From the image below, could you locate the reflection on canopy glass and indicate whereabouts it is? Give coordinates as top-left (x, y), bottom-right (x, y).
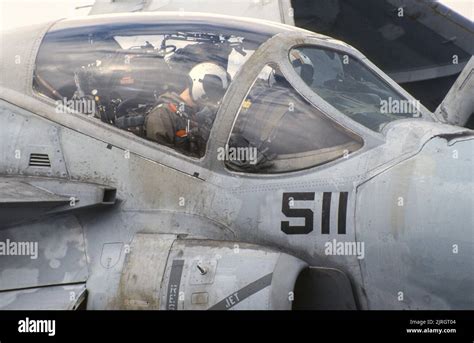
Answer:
top-left (227, 64), bottom-right (362, 174)
top-left (34, 19), bottom-right (269, 157)
top-left (290, 46), bottom-right (421, 131)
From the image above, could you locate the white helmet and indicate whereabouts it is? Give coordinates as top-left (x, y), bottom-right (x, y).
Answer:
top-left (188, 62), bottom-right (231, 105)
top-left (289, 49), bottom-right (314, 85)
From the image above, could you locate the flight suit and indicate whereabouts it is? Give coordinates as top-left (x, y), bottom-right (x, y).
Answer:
top-left (145, 92), bottom-right (203, 155)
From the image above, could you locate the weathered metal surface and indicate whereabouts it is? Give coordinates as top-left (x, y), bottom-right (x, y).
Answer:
top-left (436, 56), bottom-right (474, 126)
top-left (114, 234), bottom-right (176, 310)
top-left (0, 12), bottom-right (472, 310)
top-left (158, 238), bottom-right (307, 310)
top-left (0, 215), bottom-right (88, 291)
top-left (356, 135), bottom-right (474, 309)
top-left (0, 283), bottom-right (87, 310)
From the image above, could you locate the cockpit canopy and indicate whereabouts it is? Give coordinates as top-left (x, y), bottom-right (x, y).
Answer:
top-left (33, 16), bottom-right (282, 157)
top-left (29, 14), bottom-right (427, 173)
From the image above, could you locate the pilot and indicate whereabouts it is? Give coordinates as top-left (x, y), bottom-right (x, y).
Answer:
top-left (144, 62), bottom-right (230, 155)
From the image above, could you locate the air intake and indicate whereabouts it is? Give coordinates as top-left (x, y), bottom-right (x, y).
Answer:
top-left (28, 153), bottom-right (51, 167)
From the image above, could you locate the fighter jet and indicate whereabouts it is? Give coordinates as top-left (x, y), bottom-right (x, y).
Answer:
top-left (0, 12), bottom-right (472, 310)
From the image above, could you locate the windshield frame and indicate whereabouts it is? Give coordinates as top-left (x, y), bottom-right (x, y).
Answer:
top-left (212, 32), bottom-right (436, 178)
top-left (209, 32), bottom-right (387, 177)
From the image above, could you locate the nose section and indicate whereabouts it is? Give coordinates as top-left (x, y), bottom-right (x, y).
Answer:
top-left (355, 134), bottom-right (474, 309)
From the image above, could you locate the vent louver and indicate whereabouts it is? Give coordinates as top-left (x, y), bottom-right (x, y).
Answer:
top-left (29, 153), bottom-right (51, 167)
